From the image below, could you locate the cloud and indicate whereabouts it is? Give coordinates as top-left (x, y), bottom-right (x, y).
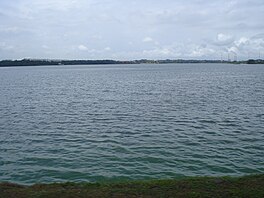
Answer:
top-left (104, 47), bottom-right (111, 51)
top-left (0, 27), bottom-right (19, 33)
top-left (142, 37), bottom-right (153, 42)
top-left (251, 33), bottom-right (264, 40)
top-left (78, 44), bottom-right (88, 51)
top-left (42, 45), bottom-right (50, 49)
top-left (141, 43), bottom-right (215, 59)
top-left (217, 34), bottom-right (233, 42)
top-left (0, 42), bottom-right (14, 51)
top-left (0, 0), bottom-right (263, 60)
top-left (143, 47), bottom-right (172, 57)
top-left (228, 46), bottom-right (238, 54)
top-left (190, 45), bottom-right (215, 57)
top-left (208, 33), bottom-right (235, 46)
top-left (234, 37), bottom-right (249, 49)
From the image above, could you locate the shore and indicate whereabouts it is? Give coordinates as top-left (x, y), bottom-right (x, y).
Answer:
top-left (1, 58), bottom-right (263, 67)
top-left (0, 174), bottom-right (263, 198)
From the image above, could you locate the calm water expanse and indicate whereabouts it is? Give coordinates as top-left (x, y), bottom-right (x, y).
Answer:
top-left (0, 63), bottom-right (263, 184)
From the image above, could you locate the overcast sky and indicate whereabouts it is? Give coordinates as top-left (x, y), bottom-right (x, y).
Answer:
top-left (0, 0), bottom-right (264, 60)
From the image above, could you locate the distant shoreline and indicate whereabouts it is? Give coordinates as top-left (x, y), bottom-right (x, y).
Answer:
top-left (1, 174), bottom-right (263, 197)
top-left (0, 58), bottom-right (263, 67)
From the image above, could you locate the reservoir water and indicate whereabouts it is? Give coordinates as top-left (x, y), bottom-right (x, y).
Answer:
top-left (0, 63), bottom-right (263, 184)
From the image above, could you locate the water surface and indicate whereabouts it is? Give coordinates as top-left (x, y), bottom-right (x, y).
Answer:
top-left (0, 63), bottom-right (263, 184)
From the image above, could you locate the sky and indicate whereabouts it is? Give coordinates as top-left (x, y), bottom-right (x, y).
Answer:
top-left (0, 0), bottom-right (264, 60)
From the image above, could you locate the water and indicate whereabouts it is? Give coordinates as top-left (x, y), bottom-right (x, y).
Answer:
top-left (0, 63), bottom-right (263, 184)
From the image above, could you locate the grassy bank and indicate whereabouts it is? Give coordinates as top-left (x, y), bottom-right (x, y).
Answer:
top-left (0, 174), bottom-right (263, 198)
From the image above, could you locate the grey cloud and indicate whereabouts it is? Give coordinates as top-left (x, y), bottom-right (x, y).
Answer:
top-left (0, 0), bottom-right (263, 60)
top-left (251, 33), bottom-right (264, 39)
top-left (208, 34), bottom-right (235, 46)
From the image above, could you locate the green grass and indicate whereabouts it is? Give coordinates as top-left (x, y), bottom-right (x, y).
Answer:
top-left (0, 174), bottom-right (263, 198)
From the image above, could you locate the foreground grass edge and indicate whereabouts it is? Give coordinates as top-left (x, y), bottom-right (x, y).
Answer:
top-left (1, 174), bottom-right (264, 198)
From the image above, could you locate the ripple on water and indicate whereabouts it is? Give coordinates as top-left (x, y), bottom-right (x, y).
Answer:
top-left (0, 64), bottom-right (264, 184)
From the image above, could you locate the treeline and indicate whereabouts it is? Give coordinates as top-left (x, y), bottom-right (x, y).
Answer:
top-left (0, 59), bottom-right (132, 67)
top-left (246, 59), bottom-right (264, 64)
top-left (0, 58), bottom-right (263, 67)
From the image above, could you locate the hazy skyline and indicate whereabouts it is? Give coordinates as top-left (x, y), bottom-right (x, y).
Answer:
top-left (0, 0), bottom-right (264, 60)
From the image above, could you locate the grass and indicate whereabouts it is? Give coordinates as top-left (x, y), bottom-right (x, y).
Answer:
top-left (0, 174), bottom-right (263, 198)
